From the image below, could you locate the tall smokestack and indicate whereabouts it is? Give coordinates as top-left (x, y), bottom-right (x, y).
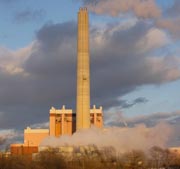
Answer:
top-left (76, 7), bottom-right (90, 130)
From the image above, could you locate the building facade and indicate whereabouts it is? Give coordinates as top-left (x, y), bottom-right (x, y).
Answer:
top-left (49, 105), bottom-right (103, 137)
top-left (11, 105), bottom-right (103, 155)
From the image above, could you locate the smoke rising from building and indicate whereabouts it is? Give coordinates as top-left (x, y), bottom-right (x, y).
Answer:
top-left (41, 122), bottom-right (172, 153)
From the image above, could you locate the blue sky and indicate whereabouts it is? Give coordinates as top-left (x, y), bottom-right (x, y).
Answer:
top-left (0, 0), bottom-right (180, 146)
top-left (0, 0), bottom-right (81, 49)
top-left (122, 80), bottom-right (180, 117)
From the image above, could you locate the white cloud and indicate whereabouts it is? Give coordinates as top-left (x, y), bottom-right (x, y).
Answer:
top-left (156, 18), bottom-right (180, 39)
top-left (86, 0), bottom-right (161, 18)
top-left (0, 43), bottom-right (34, 75)
top-left (136, 28), bottom-right (170, 53)
top-left (0, 129), bottom-right (20, 140)
top-left (29, 121), bottom-right (49, 129)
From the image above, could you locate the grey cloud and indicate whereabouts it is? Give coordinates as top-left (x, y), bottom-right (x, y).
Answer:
top-left (134, 97), bottom-right (148, 104)
top-left (90, 22), bottom-right (179, 108)
top-left (0, 20), bottom-right (179, 130)
top-left (120, 97), bottom-right (148, 109)
top-left (0, 22), bottom-right (77, 129)
top-left (0, 105), bottom-right (50, 129)
top-left (14, 9), bottom-right (46, 24)
top-left (83, 0), bottom-right (161, 18)
top-left (24, 22), bottom-right (77, 75)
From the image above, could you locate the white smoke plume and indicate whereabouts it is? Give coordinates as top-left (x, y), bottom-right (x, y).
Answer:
top-left (41, 122), bottom-right (172, 153)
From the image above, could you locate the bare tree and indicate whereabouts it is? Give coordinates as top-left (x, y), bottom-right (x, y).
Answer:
top-left (0, 137), bottom-right (6, 146)
top-left (118, 150), bottom-right (147, 169)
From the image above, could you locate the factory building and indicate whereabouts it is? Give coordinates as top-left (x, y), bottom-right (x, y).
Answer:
top-left (11, 105), bottom-right (103, 156)
top-left (49, 105), bottom-right (103, 137)
top-left (10, 7), bottom-right (103, 157)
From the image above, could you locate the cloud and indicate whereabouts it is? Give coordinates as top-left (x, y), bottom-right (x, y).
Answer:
top-left (0, 44), bottom-right (32, 75)
top-left (108, 111), bottom-right (180, 146)
top-left (82, 0), bottom-right (179, 40)
top-left (14, 9), bottom-right (46, 24)
top-left (83, 0), bottom-right (161, 18)
top-left (134, 97), bottom-right (148, 103)
top-left (0, 22), bottom-right (77, 129)
top-left (25, 21), bottom-right (180, 110)
top-left (108, 111), bottom-right (180, 127)
top-left (156, 18), bottom-right (180, 39)
top-left (136, 27), bottom-right (170, 53)
top-left (0, 20), bottom-right (179, 130)
top-left (117, 97), bottom-right (148, 109)
top-left (0, 129), bottom-right (22, 150)
top-left (29, 122), bottom-right (49, 129)
top-left (90, 22), bottom-right (179, 108)
top-left (154, 0), bottom-right (180, 39)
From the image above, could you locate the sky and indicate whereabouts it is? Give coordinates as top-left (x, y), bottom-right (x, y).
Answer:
top-left (0, 0), bottom-right (180, 147)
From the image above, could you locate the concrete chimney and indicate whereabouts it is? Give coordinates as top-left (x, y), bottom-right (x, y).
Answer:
top-left (76, 8), bottom-right (90, 130)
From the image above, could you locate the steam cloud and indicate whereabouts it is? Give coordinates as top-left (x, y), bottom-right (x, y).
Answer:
top-left (41, 122), bottom-right (172, 153)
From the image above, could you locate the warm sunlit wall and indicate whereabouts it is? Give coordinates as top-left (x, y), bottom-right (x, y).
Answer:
top-left (49, 106), bottom-right (75, 137)
top-left (10, 144), bottom-right (38, 157)
top-left (90, 105), bottom-right (103, 128)
top-left (24, 127), bottom-right (49, 146)
top-left (49, 105), bottom-right (103, 137)
top-left (169, 147), bottom-right (180, 154)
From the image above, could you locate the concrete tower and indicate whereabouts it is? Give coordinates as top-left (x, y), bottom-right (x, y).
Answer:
top-left (76, 7), bottom-right (90, 130)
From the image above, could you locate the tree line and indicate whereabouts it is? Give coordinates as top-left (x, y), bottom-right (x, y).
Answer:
top-left (0, 145), bottom-right (180, 169)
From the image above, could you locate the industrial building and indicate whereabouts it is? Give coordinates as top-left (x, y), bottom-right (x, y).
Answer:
top-left (11, 7), bottom-right (103, 157)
